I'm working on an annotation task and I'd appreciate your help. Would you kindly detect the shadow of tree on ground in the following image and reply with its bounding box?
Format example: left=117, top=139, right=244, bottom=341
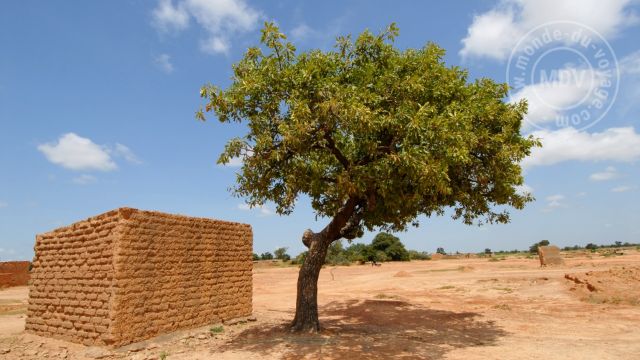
left=222, top=299, right=507, bottom=359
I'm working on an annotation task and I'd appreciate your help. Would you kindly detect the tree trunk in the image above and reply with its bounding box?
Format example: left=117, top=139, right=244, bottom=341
left=290, top=233, right=331, bottom=332
left=290, top=198, right=359, bottom=332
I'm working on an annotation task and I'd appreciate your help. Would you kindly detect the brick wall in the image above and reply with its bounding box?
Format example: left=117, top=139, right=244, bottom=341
left=25, top=210, right=119, bottom=345
left=0, top=261, right=31, bottom=288
left=26, top=208, right=253, bottom=347
left=109, top=208, right=253, bottom=346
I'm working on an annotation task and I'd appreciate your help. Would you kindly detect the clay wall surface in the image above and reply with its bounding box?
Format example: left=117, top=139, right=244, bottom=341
left=538, top=245, right=565, bottom=266
left=109, top=208, right=252, bottom=346
left=25, top=208, right=253, bottom=347
left=25, top=210, right=119, bottom=345
left=0, top=261, right=31, bottom=287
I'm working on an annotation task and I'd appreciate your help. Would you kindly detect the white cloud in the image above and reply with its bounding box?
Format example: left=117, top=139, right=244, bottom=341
left=221, top=156, right=243, bottom=167
left=72, top=174, right=97, bottom=185
left=154, top=54, right=174, bottom=73
left=152, top=0, right=261, bottom=55
left=38, top=133, right=140, bottom=172
left=515, top=183, right=534, bottom=196
left=589, top=166, right=619, bottom=181
left=523, top=127, right=640, bottom=168
left=38, top=133, right=117, bottom=172
left=0, top=201, right=7, bottom=208
left=200, top=36, right=230, bottom=55
left=152, top=0, right=189, bottom=32
left=460, top=0, right=637, bottom=60
left=611, top=185, right=634, bottom=192
left=460, top=9, right=521, bottom=60
left=543, top=194, right=566, bottom=211
left=290, top=23, right=315, bottom=41
left=510, top=67, right=609, bottom=129
left=114, top=143, right=142, bottom=164
left=619, top=50, right=640, bottom=75
left=237, top=203, right=274, bottom=216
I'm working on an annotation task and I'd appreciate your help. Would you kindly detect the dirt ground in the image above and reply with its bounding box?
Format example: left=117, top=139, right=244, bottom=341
left=1, top=250, right=640, bottom=359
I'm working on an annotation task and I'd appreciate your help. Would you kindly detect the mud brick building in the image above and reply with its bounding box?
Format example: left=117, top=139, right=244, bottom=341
left=25, top=208, right=253, bottom=347
left=0, top=261, right=31, bottom=288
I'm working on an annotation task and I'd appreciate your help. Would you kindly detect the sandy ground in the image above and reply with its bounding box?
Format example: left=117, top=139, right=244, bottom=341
left=1, top=250, right=640, bottom=359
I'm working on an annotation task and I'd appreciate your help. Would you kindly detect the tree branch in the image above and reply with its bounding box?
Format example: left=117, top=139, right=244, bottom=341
left=323, top=132, right=350, bottom=170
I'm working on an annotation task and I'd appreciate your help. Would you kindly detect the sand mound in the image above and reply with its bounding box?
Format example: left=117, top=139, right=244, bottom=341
left=565, top=266, right=640, bottom=305
left=393, top=271, right=413, bottom=278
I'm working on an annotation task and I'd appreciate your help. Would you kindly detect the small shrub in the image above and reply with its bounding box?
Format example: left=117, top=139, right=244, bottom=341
left=210, top=325, right=224, bottom=334
left=159, top=351, right=168, bottom=360
left=488, top=257, right=499, bottom=262
left=374, top=293, right=400, bottom=299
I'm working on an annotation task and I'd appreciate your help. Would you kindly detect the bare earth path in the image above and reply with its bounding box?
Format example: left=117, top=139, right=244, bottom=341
left=1, top=251, right=639, bottom=359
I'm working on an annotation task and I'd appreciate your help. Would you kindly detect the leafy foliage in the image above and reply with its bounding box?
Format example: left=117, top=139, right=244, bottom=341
left=369, top=233, right=409, bottom=261
left=274, top=247, right=290, bottom=260
left=529, top=239, right=550, bottom=253
left=198, top=22, right=538, bottom=240
left=260, top=252, right=274, bottom=260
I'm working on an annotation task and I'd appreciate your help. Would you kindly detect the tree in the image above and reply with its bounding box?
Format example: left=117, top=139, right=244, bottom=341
left=274, top=247, right=290, bottom=260
left=370, top=233, right=409, bottom=261
left=529, top=240, right=550, bottom=254
left=585, top=243, right=598, bottom=250
left=260, top=252, right=274, bottom=260
left=252, top=253, right=260, bottom=261
left=198, top=22, right=537, bottom=332
left=436, top=247, right=446, bottom=255
left=325, top=241, right=350, bottom=265
left=484, top=248, right=492, bottom=255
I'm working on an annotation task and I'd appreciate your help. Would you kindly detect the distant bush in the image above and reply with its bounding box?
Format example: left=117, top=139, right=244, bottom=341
left=274, top=247, right=290, bottom=261
left=325, top=241, right=352, bottom=266
left=252, top=253, right=260, bottom=261
left=529, top=240, right=550, bottom=253
left=210, top=325, right=224, bottom=334
left=408, top=250, right=431, bottom=260
left=290, top=251, right=308, bottom=265
left=260, top=252, right=274, bottom=260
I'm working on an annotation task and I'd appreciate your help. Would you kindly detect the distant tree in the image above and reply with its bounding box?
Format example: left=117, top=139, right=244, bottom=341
left=252, top=253, right=260, bottom=261
left=585, top=243, right=598, bottom=250
left=260, top=252, right=274, bottom=260
left=344, top=243, right=368, bottom=263
left=408, top=250, right=431, bottom=260
left=291, top=251, right=308, bottom=265
left=436, top=247, right=446, bottom=255
left=370, top=233, right=409, bottom=261
left=274, top=247, right=290, bottom=260
left=326, top=241, right=350, bottom=265
left=614, top=241, right=622, bottom=247
left=484, top=248, right=492, bottom=254
left=529, top=240, right=550, bottom=254
left=199, top=22, right=538, bottom=332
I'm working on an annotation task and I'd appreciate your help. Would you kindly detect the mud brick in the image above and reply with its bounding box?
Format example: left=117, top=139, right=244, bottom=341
left=26, top=207, right=252, bottom=347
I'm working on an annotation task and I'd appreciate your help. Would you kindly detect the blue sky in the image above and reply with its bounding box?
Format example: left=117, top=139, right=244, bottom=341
left=1, top=0, right=639, bottom=261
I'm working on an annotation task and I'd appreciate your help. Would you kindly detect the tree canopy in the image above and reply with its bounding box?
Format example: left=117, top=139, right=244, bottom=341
left=198, top=22, right=538, bottom=332
left=198, top=22, right=537, bottom=238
